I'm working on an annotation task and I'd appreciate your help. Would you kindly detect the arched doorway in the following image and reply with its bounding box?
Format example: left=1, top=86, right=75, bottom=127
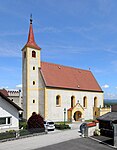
left=73, top=111, right=82, bottom=121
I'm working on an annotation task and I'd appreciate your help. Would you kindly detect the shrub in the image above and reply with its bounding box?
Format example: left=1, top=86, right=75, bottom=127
left=27, top=112, right=44, bottom=129
left=55, top=124, right=71, bottom=130
left=19, top=119, right=27, bottom=129
left=94, top=129, right=100, bottom=136
left=0, top=130, right=16, bottom=140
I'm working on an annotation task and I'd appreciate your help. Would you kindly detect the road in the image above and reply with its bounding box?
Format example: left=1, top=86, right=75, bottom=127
left=34, top=138, right=115, bottom=150
left=0, top=123, right=82, bottom=150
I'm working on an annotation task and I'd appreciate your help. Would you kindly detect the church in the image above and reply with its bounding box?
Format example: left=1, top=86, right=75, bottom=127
left=22, top=17, right=109, bottom=122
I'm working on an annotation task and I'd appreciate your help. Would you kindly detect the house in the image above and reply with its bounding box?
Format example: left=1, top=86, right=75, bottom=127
left=0, top=91, right=23, bottom=132
left=22, top=16, right=110, bottom=121
left=0, top=89, right=23, bottom=108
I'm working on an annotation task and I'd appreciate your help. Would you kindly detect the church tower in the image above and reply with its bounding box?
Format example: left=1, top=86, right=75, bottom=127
left=22, top=16, right=41, bottom=119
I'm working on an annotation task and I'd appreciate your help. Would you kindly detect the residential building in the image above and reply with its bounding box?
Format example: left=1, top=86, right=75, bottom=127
left=0, top=91, right=22, bottom=132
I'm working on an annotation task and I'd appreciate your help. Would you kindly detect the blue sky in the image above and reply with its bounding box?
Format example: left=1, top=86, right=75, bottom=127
left=0, top=0, right=117, bottom=99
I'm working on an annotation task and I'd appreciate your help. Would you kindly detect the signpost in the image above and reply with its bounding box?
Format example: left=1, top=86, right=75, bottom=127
left=64, top=108, right=66, bottom=125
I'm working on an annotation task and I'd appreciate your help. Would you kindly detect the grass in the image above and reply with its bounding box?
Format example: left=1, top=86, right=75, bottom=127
left=85, top=119, right=94, bottom=122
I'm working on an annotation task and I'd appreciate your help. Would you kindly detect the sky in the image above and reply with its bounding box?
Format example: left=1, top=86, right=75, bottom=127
left=0, top=0, right=117, bottom=99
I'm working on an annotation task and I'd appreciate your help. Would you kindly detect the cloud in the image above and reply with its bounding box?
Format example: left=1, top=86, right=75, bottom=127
left=0, top=86, right=9, bottom=89
left=0, top=46, right=21, bottom=58
left=102, top=84, right=109, bottom=88
left=97, top=0, right=113, bottom=17
left=16, top=84, right=22, bottom=89
left=104, top=48, right=117, bottom=54
left=37, top=27, right=61, bottom=33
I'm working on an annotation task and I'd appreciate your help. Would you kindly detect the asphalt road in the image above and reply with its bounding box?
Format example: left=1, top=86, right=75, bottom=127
left=34, top=138, right=115, bottom=150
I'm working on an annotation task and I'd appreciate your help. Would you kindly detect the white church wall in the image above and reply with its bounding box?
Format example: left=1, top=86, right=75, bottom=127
left=22, top=48, right=27, bottom=119
left=46, top=88, right=103, bottom=122
left=38, top=70, right=45, bottom=118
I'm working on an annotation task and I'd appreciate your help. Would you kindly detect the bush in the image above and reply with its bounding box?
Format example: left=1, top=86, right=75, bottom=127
left=94, top=129, right=100, bottom=136
left=27, top=112, right=44, bottom=129
left=0, top=130, right=16, bottom=140
left=55, top=124, right=71, bottom=130
left=19, top=119, right=27, bottom=129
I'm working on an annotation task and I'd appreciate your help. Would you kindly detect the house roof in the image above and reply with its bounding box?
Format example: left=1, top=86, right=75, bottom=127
left=0, top=92, right=23, bottom=111
left=0, top=89, right=9, bottom=97
left=40, top=62, right=103, bottom=92
left=97, top=112, right=117, bottom=122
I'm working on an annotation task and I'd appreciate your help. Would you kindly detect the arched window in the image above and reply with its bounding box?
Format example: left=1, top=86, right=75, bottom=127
left=56, top=95, right=61, bottom=106
left=94, top=97, right=98, bottom=107
left=32, top=51, right=36, bottom=58
left=71, top=96, right=75, bottom=107
left=83, top=96, right=87, bottom=108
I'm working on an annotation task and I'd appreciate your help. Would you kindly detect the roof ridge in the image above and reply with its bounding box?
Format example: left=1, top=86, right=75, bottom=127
left=41, top=61, right=90, bottom=72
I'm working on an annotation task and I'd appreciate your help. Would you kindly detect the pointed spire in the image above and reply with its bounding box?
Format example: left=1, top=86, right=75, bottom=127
left=24, top=15, right=41, bottom=50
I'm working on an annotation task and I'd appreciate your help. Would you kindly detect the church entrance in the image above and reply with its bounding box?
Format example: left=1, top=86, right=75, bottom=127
left=73, top=111, right=82, bottom=121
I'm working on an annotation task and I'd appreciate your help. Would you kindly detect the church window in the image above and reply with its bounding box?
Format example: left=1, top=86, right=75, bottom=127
left=95, top=111, right=97, bottom=116
left=71, top=96, right=75, bottom=107
left=83, top=96, right=87, bottom=108
left=24, top=52, right=26, bottom=58
left=94, top=97, right=98, bottom=107
left=32, top=51, right=36, bottom=58
left=33, top=100, right=35, bottom=103
left=33, top=66, right=35, bottom=70
left=56, top=95, right=61, bottom=106
left=33, top=81, right=35, bottom=85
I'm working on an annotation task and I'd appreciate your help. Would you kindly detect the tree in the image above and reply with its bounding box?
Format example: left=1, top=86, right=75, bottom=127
left=27, top=112, right=44, bottom=129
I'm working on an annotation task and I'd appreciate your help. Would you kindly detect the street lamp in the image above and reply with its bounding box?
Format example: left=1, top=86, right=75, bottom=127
left=64, top=108, right=66, bottom=125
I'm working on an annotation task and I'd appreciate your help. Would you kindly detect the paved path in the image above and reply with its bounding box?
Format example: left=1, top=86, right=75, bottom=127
left=0, top=122, right=82, bottom=150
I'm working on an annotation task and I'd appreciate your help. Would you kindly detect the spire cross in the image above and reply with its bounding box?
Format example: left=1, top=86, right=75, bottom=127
left=30, top=14, right=32, bottom=24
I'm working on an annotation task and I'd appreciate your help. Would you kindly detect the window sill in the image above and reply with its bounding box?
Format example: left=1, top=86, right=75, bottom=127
left=56, top=105, right=61, bottom=107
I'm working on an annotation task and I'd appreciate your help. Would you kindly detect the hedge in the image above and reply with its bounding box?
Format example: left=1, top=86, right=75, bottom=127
left=55, top=124, right=71, bottom=130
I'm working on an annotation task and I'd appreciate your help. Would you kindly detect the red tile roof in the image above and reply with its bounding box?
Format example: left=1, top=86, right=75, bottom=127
left=68, top=107, right=73, bottom=111
left=40, top=62, right=103, bottom=92
left=23, top=22, right=41, bottom=50
left=87, top=122, right=96, bottom=127
left=0, top=89, right=9, bottom=97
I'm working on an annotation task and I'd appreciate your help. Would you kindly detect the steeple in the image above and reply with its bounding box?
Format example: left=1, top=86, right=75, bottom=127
left=24, top=15, right=41, bottom=50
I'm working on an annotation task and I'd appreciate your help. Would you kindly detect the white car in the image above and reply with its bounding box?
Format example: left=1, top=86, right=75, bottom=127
left=44, top=120, right=55, bottom=131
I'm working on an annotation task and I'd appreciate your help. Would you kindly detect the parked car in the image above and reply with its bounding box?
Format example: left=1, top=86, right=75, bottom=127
left=44, top=120, right=55, bottom=131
